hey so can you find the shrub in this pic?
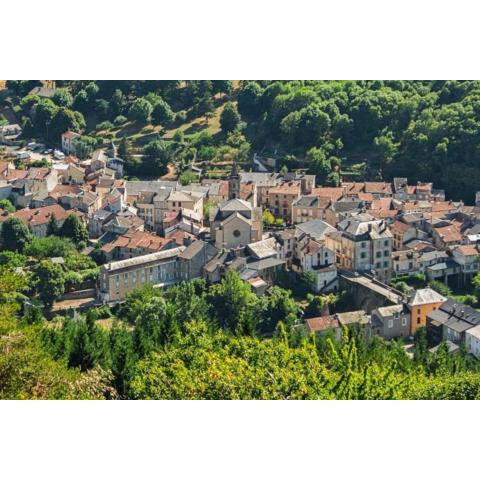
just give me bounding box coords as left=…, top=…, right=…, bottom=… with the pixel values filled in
left=114, top=115, right=128, bottom=125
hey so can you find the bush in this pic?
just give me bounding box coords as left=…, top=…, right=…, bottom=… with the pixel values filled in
left=96, top=120, right=114, bottom=130
left=114, top=115, right=128, bottom=125
left=175, top=111, right=187, bottom=125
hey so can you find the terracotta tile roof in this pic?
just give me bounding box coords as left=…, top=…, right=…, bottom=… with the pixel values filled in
left=392, top=220, right=411, bottom=233
left=166, top=229, right=196, bottom=246
left=455, top=245, right=479, bottom=257
left=62, top=131, right=81, bottom=140
left=311, top=187, right=344, bottom=202
left=305, top=315, right=340, bottom=333
left=49, top=184, right=82, bottom=199
left=101, top=230, right=174, bottom=253
left=371, top=197, right=392, bottom=211
left=342, top=182, right=365, bottom=194
left=240, top=182, right=255, bottom=200
left=357, top=192, right=374, bottom=202
left=434, top=225, right=462, bottom=243
left=0, top=204, right=73, bottom=226
left=269, top=181, right=301, bottom=195
left=3, top=169, right=28, bottom=181
left=367, top=209, right=397, bottom=220
left=431, top=201, right=456, bottom=213
left=364, top=182, right=392, bottom=195
left=302, top=239, right=322, bottom=255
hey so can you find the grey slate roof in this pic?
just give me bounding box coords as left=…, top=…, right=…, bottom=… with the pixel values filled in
left=295, top=220, right=337, bottom=241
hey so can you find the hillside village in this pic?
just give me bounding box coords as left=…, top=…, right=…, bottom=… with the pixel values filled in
left=3, top=115, right=480, bottom=359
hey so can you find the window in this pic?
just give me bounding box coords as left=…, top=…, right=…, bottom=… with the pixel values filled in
left=233, top=229, right=241, bottom=238
left=384, top=250, right=389, bottom=257
left=388, top=319, right=393, bottom=328
left=384, top=240, right=389, bottom=247
left=361, top=242, right=366, bottom=248
left=360, top=252, right=367, bottom=259
left=376, top=251, right=381, bottom=258
left=376, top=262, right=381, bottom=269
left=402, top=317, right=407, bottom=326
left=417, top=308, right=421, bottom=314
left=417, top=317, right=421, bottom=324
left=383, top=261, right=389, bottom=268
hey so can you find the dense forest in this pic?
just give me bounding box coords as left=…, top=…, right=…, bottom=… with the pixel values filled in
left=3, top=80, right=480, bottom=201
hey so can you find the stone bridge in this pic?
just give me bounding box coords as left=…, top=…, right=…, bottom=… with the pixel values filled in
left=339, top=270, right=406, bottom=313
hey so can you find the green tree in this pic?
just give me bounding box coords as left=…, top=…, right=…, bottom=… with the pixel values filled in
left=178, top=170, right=197, bottom=186
left=206, top=270, right=260, bottom=335
left=0, top=198, right=15, bottom=213
left=52, top=89, right=74, bottom=108
left=237, top=81, right=263, bottom=118
left=258, top=286, right=301, bottom=334
left=220, top=102, right=241, bottom=133
left=0, top=217, right=32, bottom=252
left=151, top=98, right=175, bottom=126
left=134, top=296, right=180, bottom=356
left=262, top=209, right=275, bottom=226
left=46, top=213, right=59, bottom=236
left=212, top=80, right=233, bottom=95
left=143, top=140, right=172, bottom=177
left=197, top=96, right=215, bottom=123
left=32, top=260, right=65, bottom=307
left=128, top=97, right=153, bottom=123
left=49, top=107, right=86, bottom=142
left=59, top=214, right=89, bottom=244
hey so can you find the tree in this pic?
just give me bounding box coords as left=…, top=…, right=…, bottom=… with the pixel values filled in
left=0, top=217, right=32, bottom=252
left=197, top=96, right=215, bottom=124
left=46, top=213, right=59, bottom=236
left=49, top=107, right=86, bottom=142
left=59, top=214, right=89, bottom=244
left=262, top=210, right=275, bottom=226
left=413, top=327, right=428, bottom=365
left=258, top=286, right=301, bottom=334
left=178, top=170, right=197, bottom=186
left=110, top=89, right=127, bottom=117
left=143, top=140, right=172, bottom=177
left=128, top=97, right=153, bottom=123
left=74, top=136, right=97, bottom=160
left=220, top=102, right=241, bottom=133
left=212, top=80, right=233, bottom=95
left=134, top=296, right=180, bottom=356
left=306, top=147, right=332, bottom=184
left=0, top=199, right=15, bottom=213
left=52, top=89, right=73, bottom=108
left=206, top=270, right=260, bottom=335
left=151, top=98, right=175, bottom=126
left=237, top=82, right=263, bottom=117
left=25, top=236, right=76, bottom=259
left=374, top=130, right=399, bottom=167
left=32, top=260, right=65, bottom=307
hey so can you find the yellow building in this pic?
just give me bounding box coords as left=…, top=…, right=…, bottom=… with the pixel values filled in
left=407, top=288, right=446, bottom=335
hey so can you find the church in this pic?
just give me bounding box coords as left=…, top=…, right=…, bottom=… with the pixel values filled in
left=209, top=163, right=263, bottom=249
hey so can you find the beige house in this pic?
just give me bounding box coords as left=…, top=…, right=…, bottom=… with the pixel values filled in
left=265, top=181, right=301, bottom=223
left=329, top=214, right=393, bottom=282
left=61, top=131, right=81, bottom=154
left=291, top=195, right=330, bottom=224
left=99, top=247, right=186, bottom=303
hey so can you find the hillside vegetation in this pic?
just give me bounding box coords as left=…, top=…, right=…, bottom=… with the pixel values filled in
left=4, top=80, right=480, bottom=200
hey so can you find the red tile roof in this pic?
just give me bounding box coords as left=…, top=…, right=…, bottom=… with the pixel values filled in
left=305, top=315, right=340, bottom=333
left=0, top=204, right=73, bottom=226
